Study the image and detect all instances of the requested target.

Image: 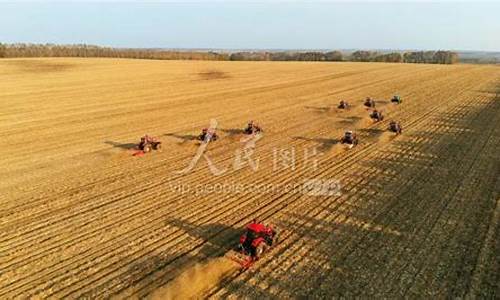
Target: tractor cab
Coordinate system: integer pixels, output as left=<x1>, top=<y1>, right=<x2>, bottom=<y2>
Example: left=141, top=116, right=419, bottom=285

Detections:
left=140, top=134, right=151, bottom=144
left=199, top=128, right=218, bottom=142
left=389, top=121, right=402, bottom=134
left=239, top=221, right=275, bottom=257
left=343, top=131, right=355, bottom=144
left=338, top=100, right=348, bottom=109
left=138, top=134, right=161, bottom=153
left=340, top=130, right=358, bottom=148
left=242, top=222, right=265, bottom=242
left=244, top=121, right=262, bottom=134
left=364, top=97, right=375, bottom=108
left=370, top=110, right=384, bottom=121
left=227, top=220, right=279, bottom=268
left=391, top=95, right=402, bottom=104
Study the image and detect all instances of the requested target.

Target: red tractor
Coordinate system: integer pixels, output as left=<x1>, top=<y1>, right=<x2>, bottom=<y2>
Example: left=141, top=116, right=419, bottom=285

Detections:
left=340, top=130, right=358, bottom=149
left=138, top=135, right=162, bottom=153
left=244, top=120, right=262, bottom=135
left=389, top=121, right=402, bottom=134
left=198, top=128, right=218, bottom=142
left=226, top=220, right=278, bottom=268
left=370, top=109, right=384, bottom=122
left=364, top=97, right=376, bottom=108
left=338, top=100, right=349, bottom=109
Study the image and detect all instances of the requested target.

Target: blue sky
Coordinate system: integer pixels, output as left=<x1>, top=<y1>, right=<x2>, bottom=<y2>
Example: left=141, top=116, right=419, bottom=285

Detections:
left=1, top=1, right=499, bottom=51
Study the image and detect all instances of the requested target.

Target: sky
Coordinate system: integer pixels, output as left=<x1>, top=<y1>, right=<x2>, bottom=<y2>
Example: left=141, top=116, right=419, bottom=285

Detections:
left=0, top=1, right=499, bottom=52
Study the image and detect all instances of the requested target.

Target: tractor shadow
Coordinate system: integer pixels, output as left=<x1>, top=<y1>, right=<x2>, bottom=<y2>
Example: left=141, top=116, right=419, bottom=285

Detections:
left=220, top=128, right=245, bottom=136
left=358, top=128, right=385, bottom=137
left=104, top=140, right=137, bottom=150
left=116, top=219, right=246, bottom=298
left=160, top=219, right=287, bottom=298
left=376, top=99, right=390, bottom=105
left=304, top=106, right=332, bottom=114
left=293, top=136, right=340, bottom=152
left=165, top=218, right=243, bottom=257
left=197, top=70, right=230, bottom=80
left=336, top=115, right=363, bottom=127
left=358, top=127, right=398, bottom=144
left=165, top=132, right=198, bottom=144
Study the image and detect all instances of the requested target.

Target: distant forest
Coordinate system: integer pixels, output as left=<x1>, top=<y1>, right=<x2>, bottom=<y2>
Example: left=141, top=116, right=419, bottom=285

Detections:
left=0, top=43, right=460, bottom=64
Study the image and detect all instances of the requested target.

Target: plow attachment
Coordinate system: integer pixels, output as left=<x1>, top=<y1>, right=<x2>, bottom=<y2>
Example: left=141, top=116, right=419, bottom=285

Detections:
left=225, top=250, right=254, bottom=269
left=132, top=150, right=145, bottom=157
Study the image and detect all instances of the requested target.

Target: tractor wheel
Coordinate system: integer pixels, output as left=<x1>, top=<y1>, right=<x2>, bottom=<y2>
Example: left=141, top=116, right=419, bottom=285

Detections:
left=255, top=243, right=266, bottom=259
left=143, top=144, right=152, bottom=153
left=154, top=143, right=162, bottom=151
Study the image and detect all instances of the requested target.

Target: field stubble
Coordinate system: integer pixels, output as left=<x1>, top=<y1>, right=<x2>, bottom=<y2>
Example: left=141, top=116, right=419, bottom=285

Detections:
left=0, top=58, right=498, bottom=298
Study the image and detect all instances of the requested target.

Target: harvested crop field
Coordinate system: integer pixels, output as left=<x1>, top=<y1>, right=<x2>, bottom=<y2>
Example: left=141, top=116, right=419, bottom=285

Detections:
left=1, top=58, right=499, bottom=298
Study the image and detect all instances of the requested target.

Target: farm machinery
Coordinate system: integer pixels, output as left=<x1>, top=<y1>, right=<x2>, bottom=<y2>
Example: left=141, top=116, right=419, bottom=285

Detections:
left=198, top=128, right=218, bottom=142
left=338, top=100, right=349, bottom=109
left=389, top=121, right=403, bottom=134
left=364, top=97, right=376, bottom=108
left=138, top=135, right=162, bottom=153
left=226, top=220, right=279, bottom=268
left=370, top=110, right=384, bottom=122
left=244, top=120, right=262, bottom=135
left=391, top=95, right=402, bottom=104
left=340, top=130, right=358, bottom=149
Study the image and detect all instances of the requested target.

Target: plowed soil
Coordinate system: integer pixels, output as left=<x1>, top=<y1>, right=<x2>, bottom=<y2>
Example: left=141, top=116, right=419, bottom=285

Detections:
left=1, top=58, right=499, bottom=298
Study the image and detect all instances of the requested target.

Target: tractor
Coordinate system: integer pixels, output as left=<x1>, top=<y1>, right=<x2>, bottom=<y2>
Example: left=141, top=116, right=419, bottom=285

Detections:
left=338, top=100, right=349, bottom=109
left=226, top=220, right=278, bottom=268
left=389, top=121, right=403, bottom=134
left=138, top=135, right=162, bottom=153
left=340, top=130, right=358, bottom=149
left=391, top=95, right=402, bottom=104
left=364, top=97, right=376, bottom=108
left=198, top=128, right=218, bottom=142
left=244, top=121, right=262, bottom=135
left=370, top=109, right=384, bottom=122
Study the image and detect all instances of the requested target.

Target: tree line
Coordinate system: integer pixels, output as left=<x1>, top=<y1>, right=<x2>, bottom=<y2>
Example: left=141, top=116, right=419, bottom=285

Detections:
left=230, top=50, right=457, bottom=64
left=0, top=43, right=228, bottom=60
left=0, top=43, right=458, bottom=64
left=348, top=50, right=458, bottom=64
left=228, top=51, right=344, bottom=62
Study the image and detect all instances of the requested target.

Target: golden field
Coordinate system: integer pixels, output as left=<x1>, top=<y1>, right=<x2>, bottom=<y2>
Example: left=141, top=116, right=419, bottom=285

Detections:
left=0, top=58, right=499, bottom=298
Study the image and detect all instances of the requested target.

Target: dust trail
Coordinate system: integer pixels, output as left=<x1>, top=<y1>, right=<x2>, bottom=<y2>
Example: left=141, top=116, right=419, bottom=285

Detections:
left=331, top=143, right=347, bottom=155
left=353, top=116, right=375, bottom=128
left=350, top=104, right=371, bottom=115
left=150, top=257, right=238, bottom=300
left=376, top=131, right=395, bottom=145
